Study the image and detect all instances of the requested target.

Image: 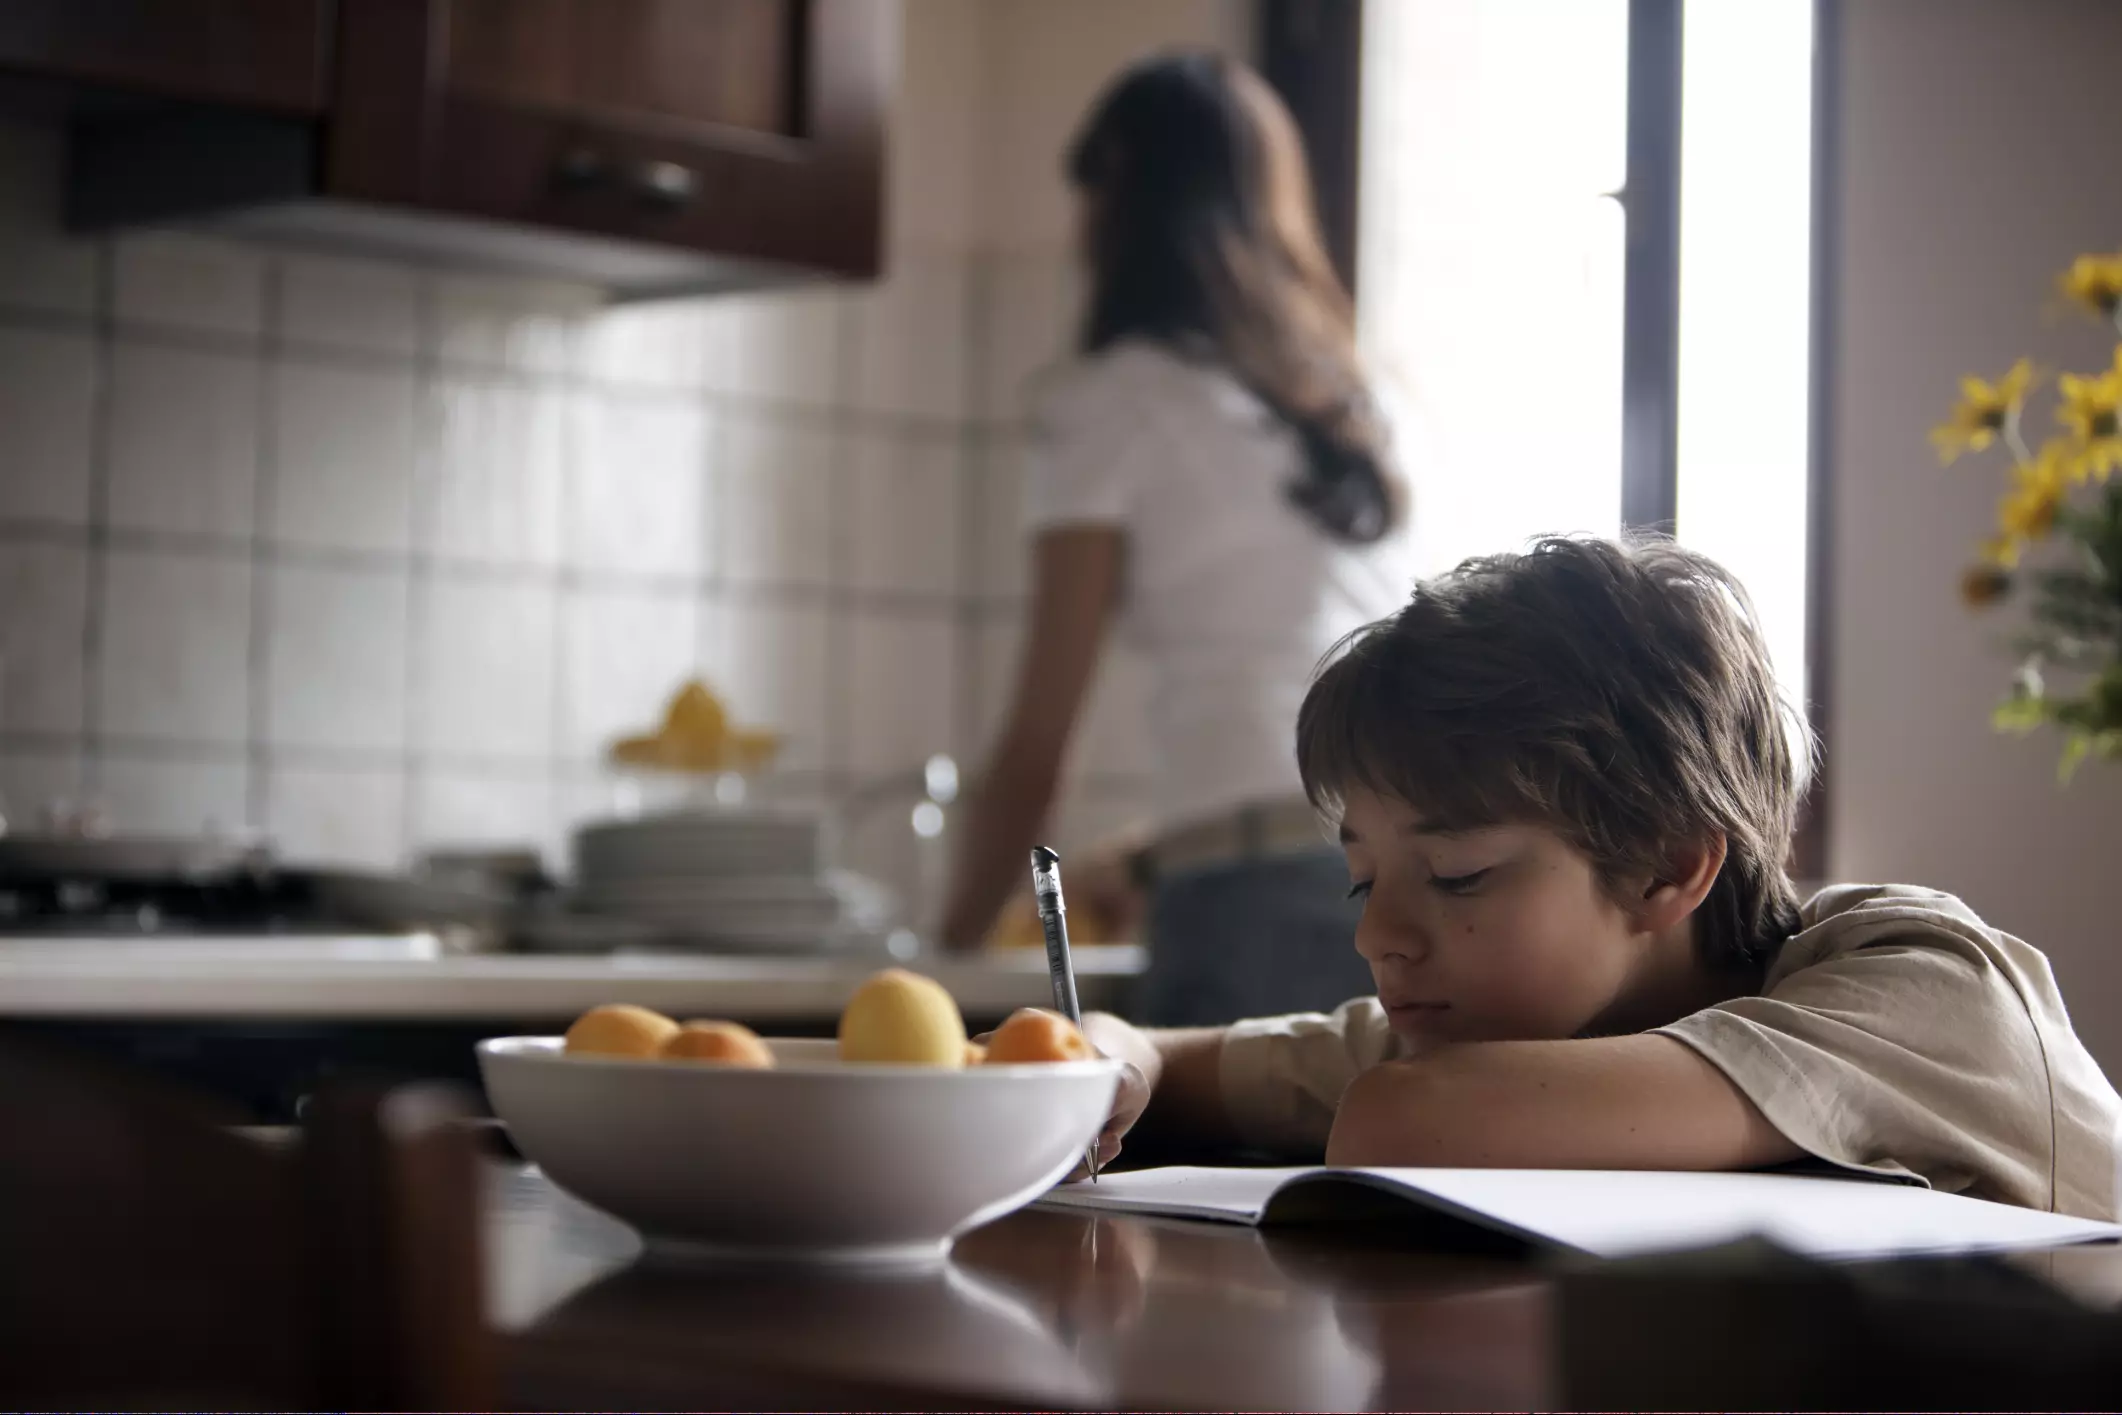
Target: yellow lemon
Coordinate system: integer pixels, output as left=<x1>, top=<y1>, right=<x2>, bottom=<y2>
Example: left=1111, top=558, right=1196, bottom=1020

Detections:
left=837, top=969, right=967, bottom=1067
left=564, top=1003, right=679, bottom=1058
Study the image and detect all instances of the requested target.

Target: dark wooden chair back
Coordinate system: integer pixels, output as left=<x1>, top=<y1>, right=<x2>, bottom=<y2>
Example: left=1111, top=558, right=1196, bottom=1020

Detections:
left=0, top=1038, right=493, bottom=1410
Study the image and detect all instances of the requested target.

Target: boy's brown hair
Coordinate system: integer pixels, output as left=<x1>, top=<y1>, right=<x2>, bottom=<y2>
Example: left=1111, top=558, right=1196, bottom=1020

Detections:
left=1296, top=536, right=1813, bottom=970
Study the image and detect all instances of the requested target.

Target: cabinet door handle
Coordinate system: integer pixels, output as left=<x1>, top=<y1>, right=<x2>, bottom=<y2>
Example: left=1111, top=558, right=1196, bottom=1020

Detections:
left=633, top=160, right=698, bottom=209
left=552, top=145, right=612, bottom=191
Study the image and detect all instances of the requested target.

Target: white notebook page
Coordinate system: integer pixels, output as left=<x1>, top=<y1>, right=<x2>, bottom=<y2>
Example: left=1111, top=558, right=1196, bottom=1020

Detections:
left=1041, top=1166, right=2122, bottom=1260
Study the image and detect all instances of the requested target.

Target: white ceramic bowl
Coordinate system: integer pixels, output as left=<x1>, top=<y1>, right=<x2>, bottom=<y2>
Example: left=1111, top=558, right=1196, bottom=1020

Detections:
left=477, top=1036, right=1122, bottom=1263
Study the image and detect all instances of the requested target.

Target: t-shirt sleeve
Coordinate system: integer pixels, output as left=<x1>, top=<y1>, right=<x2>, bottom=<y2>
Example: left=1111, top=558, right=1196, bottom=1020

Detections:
left=1657, top=933, right=2053, bottom=1197
left=1217, top=997, right=1402, bottom=1154
left=1019, top=360, right=1161, bottom=532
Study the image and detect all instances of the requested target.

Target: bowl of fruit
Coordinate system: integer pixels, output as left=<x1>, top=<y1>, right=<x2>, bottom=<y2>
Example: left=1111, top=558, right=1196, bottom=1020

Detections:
left=476, top=970, right=1122, bottom=1264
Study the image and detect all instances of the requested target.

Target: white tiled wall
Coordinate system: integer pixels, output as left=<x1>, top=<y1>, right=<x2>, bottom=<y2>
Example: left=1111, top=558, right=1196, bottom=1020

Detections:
left=0, top=0, right=1242, bottom=902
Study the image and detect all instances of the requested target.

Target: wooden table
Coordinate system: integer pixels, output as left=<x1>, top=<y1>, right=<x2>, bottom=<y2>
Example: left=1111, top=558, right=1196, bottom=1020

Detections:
left=485, top=1155, right=2122, bottom=1411
left=486, top=1161, right=1553, bottom=1410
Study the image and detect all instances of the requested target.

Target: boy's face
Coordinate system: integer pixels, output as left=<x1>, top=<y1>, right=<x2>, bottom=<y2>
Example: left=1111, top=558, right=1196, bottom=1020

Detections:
left=1336, top=786, right=1654, bottom=1047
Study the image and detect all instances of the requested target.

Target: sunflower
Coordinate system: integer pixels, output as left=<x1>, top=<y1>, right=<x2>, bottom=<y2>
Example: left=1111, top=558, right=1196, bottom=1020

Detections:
left=2054, top=351, right=2122, bottom=481
left=1994, top=449, right=2066, bottom=552
left=2058, top=252, right=2122, bottom=320
left=1932, top=358, right=2035, bottom=463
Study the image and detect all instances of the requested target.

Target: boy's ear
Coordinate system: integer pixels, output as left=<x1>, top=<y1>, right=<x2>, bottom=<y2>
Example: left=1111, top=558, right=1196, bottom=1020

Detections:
left=1635, top=834, right=1727, bottom=934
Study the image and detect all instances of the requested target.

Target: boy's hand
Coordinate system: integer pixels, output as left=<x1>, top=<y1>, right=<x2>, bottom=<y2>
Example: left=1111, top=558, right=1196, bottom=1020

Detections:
left=1065, top=1011, right=1160, bottom=1180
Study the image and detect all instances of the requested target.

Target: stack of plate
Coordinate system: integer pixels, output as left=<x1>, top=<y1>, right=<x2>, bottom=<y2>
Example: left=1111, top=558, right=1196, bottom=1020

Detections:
left=571, top=810, right=858, bottom=952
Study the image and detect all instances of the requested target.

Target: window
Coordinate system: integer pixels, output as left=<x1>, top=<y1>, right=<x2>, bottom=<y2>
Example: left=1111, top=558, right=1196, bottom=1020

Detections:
left=1339, top=0, right=1817, bottom=803
left=1673, top=0, right=1816, bottom=718
left=1355, top=0, right=1630, bottom=576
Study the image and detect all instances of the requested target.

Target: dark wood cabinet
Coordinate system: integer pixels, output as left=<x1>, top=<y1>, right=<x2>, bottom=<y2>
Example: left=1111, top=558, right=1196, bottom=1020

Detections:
left=0, top=0, right=329, bottom=114
left=15, top=0, right=890, bottom=296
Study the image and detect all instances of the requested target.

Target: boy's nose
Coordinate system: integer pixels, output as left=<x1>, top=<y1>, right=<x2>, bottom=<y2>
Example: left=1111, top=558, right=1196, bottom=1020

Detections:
left=1352, top=896, right=1429, bottom=967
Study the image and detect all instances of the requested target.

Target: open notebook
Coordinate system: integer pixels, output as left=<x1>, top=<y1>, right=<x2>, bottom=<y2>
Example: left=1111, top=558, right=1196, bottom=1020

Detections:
left=1038, top=1166, right=2122, bottom=1261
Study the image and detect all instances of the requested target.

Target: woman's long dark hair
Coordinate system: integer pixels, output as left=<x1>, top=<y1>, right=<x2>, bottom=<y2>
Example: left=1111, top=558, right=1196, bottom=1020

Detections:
left=1067, top=51, right=1404, bottom=543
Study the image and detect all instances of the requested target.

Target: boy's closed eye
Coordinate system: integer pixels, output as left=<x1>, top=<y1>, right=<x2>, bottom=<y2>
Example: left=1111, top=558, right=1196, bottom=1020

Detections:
left=1345, top=868, right=1491, bottom=902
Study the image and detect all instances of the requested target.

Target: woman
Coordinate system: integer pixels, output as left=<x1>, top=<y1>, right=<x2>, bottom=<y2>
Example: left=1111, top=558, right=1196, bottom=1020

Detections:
left=938, top=51, right=1416, bottom=1026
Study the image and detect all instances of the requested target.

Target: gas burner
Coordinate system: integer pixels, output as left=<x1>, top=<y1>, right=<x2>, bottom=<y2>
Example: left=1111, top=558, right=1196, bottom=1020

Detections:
left=0, top=866, right=345, bottom=938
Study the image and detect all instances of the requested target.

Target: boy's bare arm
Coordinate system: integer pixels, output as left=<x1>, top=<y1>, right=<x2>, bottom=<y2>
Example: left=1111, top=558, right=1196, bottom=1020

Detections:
left=1324, top=1034, right=1802, bottom=1171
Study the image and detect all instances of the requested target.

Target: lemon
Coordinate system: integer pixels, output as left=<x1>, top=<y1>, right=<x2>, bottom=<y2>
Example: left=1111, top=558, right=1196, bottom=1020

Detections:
left=837, top=969, right=968, bottom=1066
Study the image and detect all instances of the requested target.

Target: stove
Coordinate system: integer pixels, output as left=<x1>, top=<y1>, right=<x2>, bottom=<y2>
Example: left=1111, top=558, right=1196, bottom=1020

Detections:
left=0, top=869, right=360, bottom=939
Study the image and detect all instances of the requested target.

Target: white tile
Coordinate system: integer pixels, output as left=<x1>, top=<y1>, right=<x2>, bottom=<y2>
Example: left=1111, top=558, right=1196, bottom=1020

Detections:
left=719, top=414, right=839, bottom=588
left=837, top=798, right=922, bottom=930
left=0, top=745, right=84, bottom=830
left=0, top=121, right=96, bottom=315
left=852, top=435, right=963, bottom=597
left=1053, top=783, right=1155, bottom=856
left=707, top=287, right=847, bottom=407
left=420, top=379, right=566, bottom=568
left=279, top=253, right=421, bottom=356
left=558, top=587, right=699, bottom=762
left=96, top=755, right=250, bottom=836
left=847, top=613, right=958, bottom=775
left=890, top=0, right=986, bottom=254
left=579, top=298, right=717, bottom=389
left=983, top=253, right=1079, bottom=422
left=113, top=232, right=265, bottom=337
left=975, top=0, right=1242, bottom=252
left=97, top=549, right=251, bottom=745
left=702, top=598, right=831, bottom=772
left=852, top=255, right=970, bottom=420
left=265, top=560, right=409, bottom=753
left=569, top=394, right=709, bottom=577
left=1074, top=639, right=1154, bottom=779
left=107, top=343, right=260, bottom=537
left=271, top=362, right=417, bottom=554
left=970, top=613, right=1027, bottom=756
left=432, top=273, right=595, bottom=374
left=411, top=769, right=556, bottom=861
left=971, top=434, right=1031, bottom=602
left=553, top=769, right=614, bottom=849
left=415, top=577, right=558, bottom=760
left=266, top=763, right=406, bottom=868
left=0, top=326, right=95, bottom=525
left=0, top=540, right=88, bottom=734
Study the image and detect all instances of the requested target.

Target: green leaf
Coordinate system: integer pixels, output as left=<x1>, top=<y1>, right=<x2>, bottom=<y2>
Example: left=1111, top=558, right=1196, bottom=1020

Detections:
left=2059, top=731, right=2092, bottom=782
left=1994, top=696, right=2049, bottom=733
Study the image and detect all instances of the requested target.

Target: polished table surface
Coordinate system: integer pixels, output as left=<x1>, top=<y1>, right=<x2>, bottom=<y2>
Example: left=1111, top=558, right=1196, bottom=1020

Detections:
left=486, top=1158, right=2122, bottom=1411
left=485, top=1160, right=1556, bottom=1410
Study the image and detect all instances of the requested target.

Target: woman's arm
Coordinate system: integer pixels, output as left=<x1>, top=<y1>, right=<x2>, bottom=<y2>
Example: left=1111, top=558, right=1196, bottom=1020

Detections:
left=1324, top=1034, right=1802, bottom=1170
left=938, top=526, right=1125, bottom=951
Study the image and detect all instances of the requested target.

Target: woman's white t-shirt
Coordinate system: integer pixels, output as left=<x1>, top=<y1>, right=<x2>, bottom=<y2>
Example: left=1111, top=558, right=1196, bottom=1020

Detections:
left=1021, top=340, right=1418, bottom=834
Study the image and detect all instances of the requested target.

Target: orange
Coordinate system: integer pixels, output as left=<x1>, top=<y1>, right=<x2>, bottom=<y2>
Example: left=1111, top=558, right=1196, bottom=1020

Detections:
left=983, top=1007, right=1093, bottom=1063
left=662, top=1020, right=775, bottom=1068
left=564, top=1003, right=679, bottom=1058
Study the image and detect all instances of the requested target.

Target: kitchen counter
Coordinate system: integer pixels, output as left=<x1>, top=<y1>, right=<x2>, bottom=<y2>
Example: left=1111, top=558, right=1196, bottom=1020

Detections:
left=0, top=938, right=1146, bottom=1021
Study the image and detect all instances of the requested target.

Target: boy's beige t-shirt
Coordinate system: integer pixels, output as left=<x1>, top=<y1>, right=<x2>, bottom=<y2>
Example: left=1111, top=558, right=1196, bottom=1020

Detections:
left=1218, top=883, right=2122, bottom=1218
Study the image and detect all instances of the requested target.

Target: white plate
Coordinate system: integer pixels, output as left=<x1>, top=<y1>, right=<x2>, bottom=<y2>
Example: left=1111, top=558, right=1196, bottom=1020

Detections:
left=576, top=903, right=842, bottom=930
left=477, top=1036, right=1121, bottom=1262
left=574, top=879, right=840, bottom=906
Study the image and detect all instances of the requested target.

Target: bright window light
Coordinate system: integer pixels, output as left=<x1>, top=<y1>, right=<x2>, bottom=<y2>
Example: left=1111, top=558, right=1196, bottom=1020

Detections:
left=1674, top=0, right=1815, bottom=717
left=1358, top=0, right=1630, bottom=576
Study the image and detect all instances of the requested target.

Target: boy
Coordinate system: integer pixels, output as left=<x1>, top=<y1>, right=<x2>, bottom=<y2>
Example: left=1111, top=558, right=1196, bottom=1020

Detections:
left=1081, top=537, right=2122, bottom=1219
